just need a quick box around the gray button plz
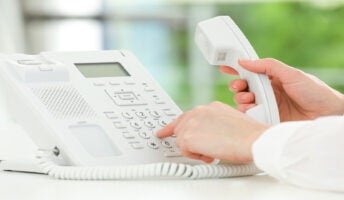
[163,109,177,116]
[109,81,120,86]
[113,121,126,129]
[17,59,42,65]
[39,65,53,71]
[104,112,119,119]
[131,142,144,149]
[122,131,135,139]
[144,86,155,92]
[147,140,159,149]
[163,149,182,157]
[93,81,106,86]
[124,81,135,85]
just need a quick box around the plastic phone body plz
[195,16,280,125]
[0,50,202,166]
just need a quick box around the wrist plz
[246,124,270,161]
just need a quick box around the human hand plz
[220,58,344,121]
[157,101,269,163]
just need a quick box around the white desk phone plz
[0,16,279,180]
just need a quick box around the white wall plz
[0,0,26,123]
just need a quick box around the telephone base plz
[0,159,45,174]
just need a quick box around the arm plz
[253,116,344,192]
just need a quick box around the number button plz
[163,109,177,116]
[138,131,151,139]
[130,121,142,129]
[147,140,159,149]
[158,119,169,127]
[144,120,155,128]
[122,112,134,119]
[161,140,172,148]
[148,110,160,118]
[135,111,147,119]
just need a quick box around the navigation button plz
[39,65,53,71]
[124,81,135,85]
[118,92,136,100]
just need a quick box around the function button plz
[144,120,155,129]
[163,149,182,157]
[93,80,106,86]
[130,142,144,149]
[130,121,142,129]
[148,110,161,118]
[122,131,136,139]
[135,111,147,119]
[144,86,155,92]
[39,65,53,71]
[109,81,121,86]
[163,109,177,116]
[155,99,166,104]
[104,112,119,119]
[124,81,136,85]
[138,131,151,139]
[113,121,127,129]
[147,140,159,149]
[17,59,42,65]
[161,140,172,148]
[118,92,136,100]
[158,119,169,127]
[122,112,134,119]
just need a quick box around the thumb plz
[238,58,302,83]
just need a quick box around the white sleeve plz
[252,115,344,192]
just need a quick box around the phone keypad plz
[102,81,181,157]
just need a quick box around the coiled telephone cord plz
[36,151,262,180]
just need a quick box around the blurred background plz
[0,0,343,116]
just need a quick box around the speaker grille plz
[31,85,97,120]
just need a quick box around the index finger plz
[156,112,187,138]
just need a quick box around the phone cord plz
[36,151,262,180]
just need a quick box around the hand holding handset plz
[195,16,279,125]
[0,16,276,180]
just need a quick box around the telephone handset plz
[0,16,279,180]
[195,16,280,125]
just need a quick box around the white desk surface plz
[0,171,343,200]
[0,117,343,200]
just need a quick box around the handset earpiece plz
[195,16,280,125]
